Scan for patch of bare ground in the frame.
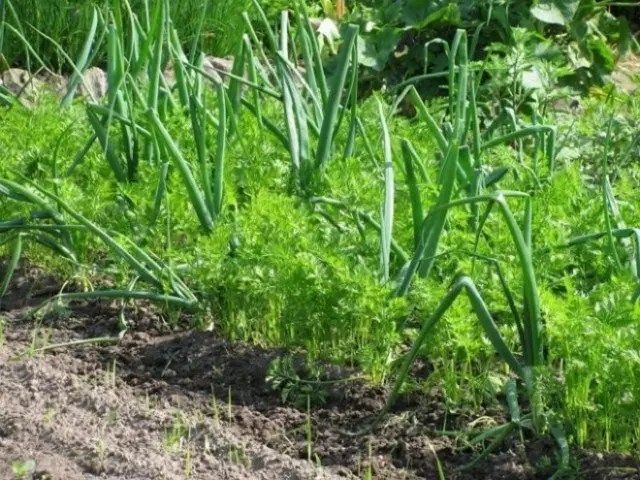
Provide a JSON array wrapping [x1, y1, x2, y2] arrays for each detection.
[[0, 267, 638, 479]]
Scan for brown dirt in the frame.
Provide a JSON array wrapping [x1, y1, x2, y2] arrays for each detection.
[[1, 268, 639, 480]]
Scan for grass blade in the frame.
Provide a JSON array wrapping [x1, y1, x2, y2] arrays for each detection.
[[0, 233, 22, 303], [213, 83, 227, 217], [343, 42, 359, 159], [147, 109, 214, 232], [242, 34, 263, 126], [378, 99, 394, 283], [86, 108, 128, 182], [149, 162, 169, 227], [396, 139, 460, 296], [169, 25, 191, 109], [387, 276, 524, 411], [602, 115, 623, 270], [37, 290, 197, 311], [408, 86, 448, 154], [189, 90, 212, 215], [481, 126, 555, 152], [2, 176, 163, 289], [61, 7, 100, 106], [401, 139, 424, 250], [315, 24, 359, 169], [189, 0, 210, 63], [228, 36, 246, 122], [146, 0, 165, 111], [241, 11, 279, 89], [296, 0, 328, 104]]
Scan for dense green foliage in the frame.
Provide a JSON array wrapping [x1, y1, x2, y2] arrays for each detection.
[[2, 0, 636, 92], [2, 88, 640, 452], [344, 0, 637, 92], [1, 0, 251, 68]]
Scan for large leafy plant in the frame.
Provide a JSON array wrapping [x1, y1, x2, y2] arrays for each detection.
[[346, 0, 635, 91]]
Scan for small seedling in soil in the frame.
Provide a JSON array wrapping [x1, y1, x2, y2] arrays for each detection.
[[96, 430, 106, 473], [37, 300, 72, 322], [228, 443, 250, 468], [426, 438, 446, 480], [106, 409, 118, 426], [357, 440, 374, 480], [11, 459, 35, 479], [24, 315, 53, 359], [184, 432, 193, 479], [104, 359, 117, 388], [143, 392, 157, 413], [362, 460, 372, 480], [305, 396, 312, 462], [43, 407, 56, 425], [211, 391, 221, 428], [164, 412, 190, 452], [266, 355, 328, 408]]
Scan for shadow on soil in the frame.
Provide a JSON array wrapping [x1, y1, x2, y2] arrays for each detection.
[[1, 268, 639, 479]]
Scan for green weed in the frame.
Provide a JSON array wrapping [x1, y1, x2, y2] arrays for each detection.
[[11, 460, 36, 480]]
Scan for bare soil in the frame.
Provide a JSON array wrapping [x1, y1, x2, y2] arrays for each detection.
[[0, 267, 639, 480]]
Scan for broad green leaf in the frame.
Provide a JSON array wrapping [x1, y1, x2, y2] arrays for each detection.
[[588, 35, 616, 72], [521, 67, 545, 89], [356, 28, 400, 71], [530, 1, 579, 26], [402, 1, 460, 29], [531, 4, 564, 25]]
